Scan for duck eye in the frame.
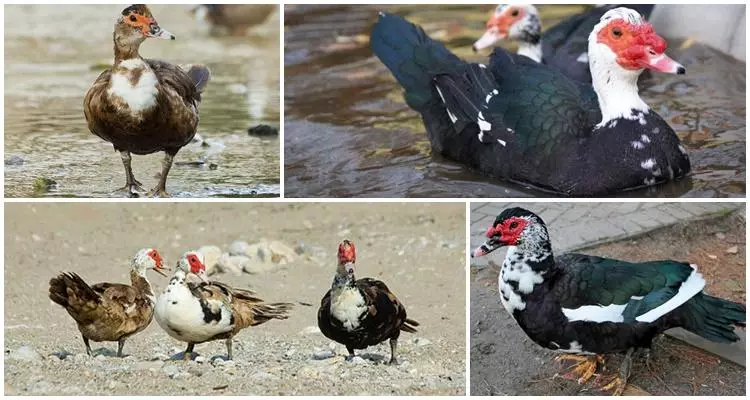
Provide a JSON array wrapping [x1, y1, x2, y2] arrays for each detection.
[[511, 9, 519, 17], [612, 27, 622, 37], [129, 15, 137, 22], [509, 221, 519, 229]]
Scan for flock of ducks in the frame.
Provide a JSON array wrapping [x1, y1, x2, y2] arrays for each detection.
[[49, 241, 418, 364]]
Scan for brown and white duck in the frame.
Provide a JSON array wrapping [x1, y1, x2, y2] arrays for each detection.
[[318, 240, 419, 364], [83, 4, 211, 198], [48, 248, 168, 357], [155, 251, 294, 360], [190, 5, 277, 36]]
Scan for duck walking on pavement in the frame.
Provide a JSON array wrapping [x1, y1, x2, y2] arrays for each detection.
[[371, 8, 689, 196], [472, 207, 745, 395], [318, 240, 419, 364], [48, 248, 168, 357], [84, 4, 210, 198], [155, 251, 293, 360]]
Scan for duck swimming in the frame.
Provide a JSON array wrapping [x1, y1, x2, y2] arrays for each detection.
[[371, 8, 690, 196], [84, 4, 210, 197]]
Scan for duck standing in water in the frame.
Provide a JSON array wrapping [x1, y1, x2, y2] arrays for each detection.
[[371, 8, 690, 196], [84, 4, 210, 197]]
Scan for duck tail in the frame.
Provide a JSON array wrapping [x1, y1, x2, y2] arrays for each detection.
[[180, 64, 211, 93], [400, 318, 420, 333], [48, 273, 102, 325], [370, 11, 461, 113], [678, 293, 745, 343], [249, 302, 294, 326]]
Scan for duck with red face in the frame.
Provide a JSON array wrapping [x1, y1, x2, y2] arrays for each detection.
[[371, 8, 689, 196], [84, 4, 211, 198], [472, 207, 745, 394], [49, 248, 169, 357], [155, 251, 293, 360], [473, 4, 656, 84]]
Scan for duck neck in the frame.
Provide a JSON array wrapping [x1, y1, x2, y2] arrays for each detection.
[[518, 41, 542, 63], [112, 29, 144, 65], [331, 264, 355, 291], [589, 44, 649, 126], [131, 267, 155, 301]]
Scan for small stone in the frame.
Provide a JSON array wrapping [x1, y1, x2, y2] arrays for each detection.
[[284, 349, 296, 358], [413, 337, 431, 346], [726, 246, 739, 254], [162, 364, 180, 378], [328, 342, 337, 351], [194, 356, 206, 364], [150, 353, 169, 361], [715, 232, 727, 240], [31, 234, 42, 242], [229, 240, 249, 256], [5, 155, 24, 166], [708, 254, 718, 260], [349, 356, 368, 365], [8, 345, 43, 362], [247, 124, 278, 136], [313, 349, 335, 360], [95, 354, 105, 361]]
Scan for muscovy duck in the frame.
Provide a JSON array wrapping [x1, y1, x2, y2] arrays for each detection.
[[473, 4, 655, 83], [84, 4, 211, 198], [318, 240, 419, 364], [155, 251, 293, 360], [472, 207, 745, 395], [371, 8, 690, 196], [48, 248, 168, 357]]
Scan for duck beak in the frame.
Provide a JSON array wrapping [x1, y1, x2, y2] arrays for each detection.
[[646, 51, 685, 74], [153, 264, 170, 277], [471, 238, 503, 258], [473, 27, 504, 52], [146, 23, 175, 40]]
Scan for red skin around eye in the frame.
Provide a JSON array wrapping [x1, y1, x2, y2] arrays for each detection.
[[487, 7, 525, 34], [597, 19, 667, 70], [486, 217, 529, 245]]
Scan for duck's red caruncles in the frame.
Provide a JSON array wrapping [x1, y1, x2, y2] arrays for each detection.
[[48, 248, 169, 357], [155, 251, 294, 360], [317, 240, 419, 364], [84, 4, 210, 197]]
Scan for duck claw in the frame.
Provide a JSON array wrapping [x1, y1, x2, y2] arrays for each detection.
[[146, 188, 171, 198], [113, 183, 147, 198]]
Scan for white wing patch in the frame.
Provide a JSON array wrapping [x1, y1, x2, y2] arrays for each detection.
[[636, 265, 705, 323]]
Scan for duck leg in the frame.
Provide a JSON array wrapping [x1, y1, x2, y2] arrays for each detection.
[[117, 339, 126, 357], [595, 348, 635, 396], [345, 346, 355, 361], [225, 339, 233, 360], [82, 336, 92, 356], [148, 151, 175, 198], [114, 151, 145, 197], [183, 342, 195, 361], [388, 337, 399, 365], [555, 354, 604, 384]]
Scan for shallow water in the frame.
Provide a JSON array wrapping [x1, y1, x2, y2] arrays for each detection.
[[284, 5, 746, 198], [4, 5, 280, 198]]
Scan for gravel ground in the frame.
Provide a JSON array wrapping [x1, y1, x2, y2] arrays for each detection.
[[471, 212, 746, 396], [4, 203, 466, 395]]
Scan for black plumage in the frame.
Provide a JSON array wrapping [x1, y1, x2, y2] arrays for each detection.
[[474, 207, 745, 393], [317, 240, 419, 364], [370, 11, 689, 196]]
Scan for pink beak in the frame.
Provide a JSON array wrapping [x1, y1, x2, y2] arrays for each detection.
[[646, 52, 685, 74]]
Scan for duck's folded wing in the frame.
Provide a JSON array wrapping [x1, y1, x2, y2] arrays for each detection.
[[553, 254, 704, 324], [356, 278, 408, 329], [145, 59, 202, 105]]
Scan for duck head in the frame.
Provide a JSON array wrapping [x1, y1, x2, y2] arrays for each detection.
[[115, 4, 174, 48], [472, 208, 550, 258], [473, 4, 541, 56], [589, 8, 684, 76], [333, 240, 356, 287], [176, 251, 209, 283], [132, 248, 169, 277]]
